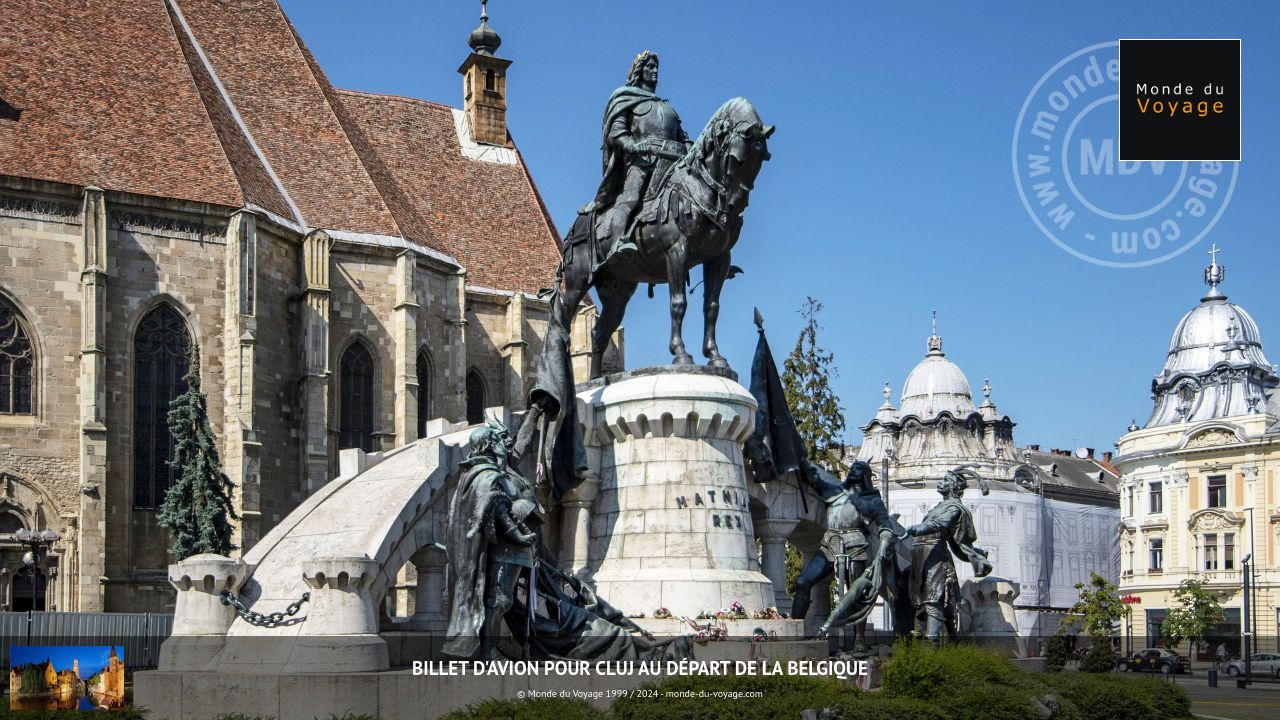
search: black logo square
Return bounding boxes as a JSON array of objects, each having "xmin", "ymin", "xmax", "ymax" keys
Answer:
[{"xmin": 1119, "ymin": 39, "xmax": 1240, "ymax": 161}]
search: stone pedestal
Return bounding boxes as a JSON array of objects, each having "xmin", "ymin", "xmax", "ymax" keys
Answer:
[
  {"xmin": 286, "ymin": 557, "xmax": 388, "ymax": 673},
  {"xmin": 581, "ymin": 368, "xmax": 775, "ymax": 618},
  {"xmin": 160, "ymin": 554, "xmax": 253, "ymax": 671},
  {"xmin": 962, "ymin": 575, "xmax": 1025, "ymax": 656}
]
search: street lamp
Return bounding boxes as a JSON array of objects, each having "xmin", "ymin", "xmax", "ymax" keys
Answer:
[
  {"xmin": 15, "ymin": 527, "xmax": 59, "ymax": 644},
  {"xmin": 1241, "ymin": 553, "xmax": 1252, "ymax": 684}
]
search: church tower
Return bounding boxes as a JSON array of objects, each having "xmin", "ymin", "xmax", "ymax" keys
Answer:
[{"xmin": 458, "ymin": 0, "xmax": 511, "ymax": 145}]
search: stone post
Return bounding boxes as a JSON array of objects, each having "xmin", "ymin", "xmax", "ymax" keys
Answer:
[
  {"xmin": 584, "ymin": 369, "xmax": 775, "ymax": 617},
  {"xmin": 159, "ymin": 554, "xmax": 252, "ymax": 670},
  {"xmin": 77, "ymin": 186, "xmax": 108, "ymax": 612},
  {"xmin": 502, "ymin": 292, "xmax": 528, "ymax": 409},
  {"xmin": 409, "ymin": 547, "xmax": 447, "ymax": 631},
  {"xmin": 559, "ymin": 477, "xmax": 599, "ymax": 578},
  {"xmin": 289, "ymin": 556, "xmax": 388, "ymax": 673},
  {"xmin": 757, "ymin": 519, "xmax": 798, "ymax": 614},
  {"xmin": 392, "ymin": 251, "xmax": 419, "ymax": 446},
  {"xmin": 224, "ymin": 210, "xmax": 262, "ymax": 548},
  {"xmin": 300, "ymin": 230, "xmax": 331, "ymax": 494}
]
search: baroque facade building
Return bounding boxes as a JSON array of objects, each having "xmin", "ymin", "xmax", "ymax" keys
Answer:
[
  {"xmin": 1116, "ymin": 252, "xmax": 1279, "ymax": 653},
  {"xmin": 0, "ymin": 1, "xmax": 614, "ymax": 612},
  {"xmin": 856, "ymin": 322, "xmax": 1120, "ymax": 638}
]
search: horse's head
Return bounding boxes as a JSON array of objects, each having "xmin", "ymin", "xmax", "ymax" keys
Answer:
[{"xmin": 686, "ymin": 98, "xmax": 774, "ymax": 221}]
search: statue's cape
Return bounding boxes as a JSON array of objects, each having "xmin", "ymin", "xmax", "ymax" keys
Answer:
[
  {"xmin": 582, "ymin": 85, "xmax": 658, "ymax": 214},
  {"xmin": 443, "ymin": 460, "xmax": 505, "ymax": 658}
]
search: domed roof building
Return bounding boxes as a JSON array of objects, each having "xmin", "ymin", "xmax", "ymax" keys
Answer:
[
  {"xmin": 852, "ymin": 314, "xmax": 1119, "ymax": 642},
  {"xmin": 1115, "ymin": 248, "xmax": 1280, "ymax": 654},
  {"xmin": 1145, "ymin": 252, "xmax": 1277, "ymax": 427},
  {"xmin": 858, "ymin": 315, "xmax": 1017, "ymax": 482}
]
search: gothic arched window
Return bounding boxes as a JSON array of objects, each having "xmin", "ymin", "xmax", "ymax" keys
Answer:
[
  {"xmin": 0, "ymin": 295, "xmax": 35, "ymax": 415},
  {"xmin": 466, "ymin": 369, "xmax": 486, "ymax": 425},
  {"xmin": 416, "ymin": 349, "xmax": 432, "ymax": 439},
  {"xmin": 339, "ymin": 341, "xmax": 376, "ymax": 452},
  {"xmin": 133, "ymin": 305, "xmax": 191, "ymax": 509}
]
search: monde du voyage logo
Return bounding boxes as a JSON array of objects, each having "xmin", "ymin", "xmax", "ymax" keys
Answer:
[{"xmin": 1013, "ymin": 40, "xmax": 1240, "ymax": 268}]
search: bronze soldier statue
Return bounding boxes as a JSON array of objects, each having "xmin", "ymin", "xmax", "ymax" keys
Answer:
[
  {"xmin": 584, "ymin": 50, "xmax": 692, "ymax": 264},
  {"xmin": 900, "ymin": 466, "xmax": 993, "ymax": 643},
  {"xmin": 444, "ymin": 418, "xmax": 542, "ymax": 660},
  {"xmin": 791, "ymin": 460, "xmax": 897, "ymax": 650}
]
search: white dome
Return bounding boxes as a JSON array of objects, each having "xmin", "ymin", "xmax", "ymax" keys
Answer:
[
  {"xmin": 1145, "ymin": 255, "xmax": 1278, "ymax": 427},
  {"xmin": 1161, "ymin": 297, "xmax": 1269, "ymax": 380},
  {"xmin": 899, "ymin": 336, "xmax": 977, "ymax": 419}
]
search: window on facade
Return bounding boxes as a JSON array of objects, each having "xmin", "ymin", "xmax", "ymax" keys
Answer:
[
  {"xmin": 416, "ymin": 349, "xmax": 431, "ymax": 439},
  {"xmin": 338, "ymin": 342, "xmax": 375, "ymax": 452},
  {"xmin": 1126, "ymin": 485, "xmax": 1134, "ymax": 516},
  {"xmin": 133, "ymin": 305, "xmax": 191, "ymax": 509},
  {"xmin": 1224, "ymin": 533, "xmax": 1234, "ymax": 570},
  {"xmin": 0, "ymin": 295, "xmax": 35, "ymax": 415},
  {"xmin": 466, "ymin": 369, "xmax": 486, "ymax": 425},
  {"xmin": 485, "ymin": 69, "xmax": 496, "ymax": 92},
  {"xmin": 1204, "ymin": 533, "xmax": 1218, "ymax": 570},
  {"xmin": 1149, "ymin": 482, "xmax": 1163, "ymax": 513},
  {"xmin": 1207, "ymin": 475, "xmax": 1227, "ymax": 507},
  {"xmin": 0, "ymin": 512, "xmax": 24, "ymax": 534},
  {"xmin": 1149, "ymin": 538, "xmax": 1164, "ymax": 571}
]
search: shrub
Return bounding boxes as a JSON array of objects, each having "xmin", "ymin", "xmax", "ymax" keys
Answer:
[
  {"xmin": 610, "ymin": 673, "xmax": 861, "ymax": 720},
  {"xmin": 824, "ymin": 694, "xmax": 948, "ymax": 720},
  {"xmin": 1047, "ymin": 674, "xmax": 1192, "ymax": 720},
  {"xmin": 440, "ymin": 698, "xmax": 608, "ymax": 720},
  {"xmin": 1044, "ymin": 635, "xmax": 1072, "ymax": 673},
  {"xmin": 880, "ymin": 642, "xmax": 1052, "ymax": 720},
  {"xmin": 1077, "ymin": 642, "xmax": 1115, "ymax": 673}
]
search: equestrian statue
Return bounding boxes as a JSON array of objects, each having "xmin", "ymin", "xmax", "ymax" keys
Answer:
[{"xmin": 521, "ymin": 50, "xmax": 775, "ymax": 500}]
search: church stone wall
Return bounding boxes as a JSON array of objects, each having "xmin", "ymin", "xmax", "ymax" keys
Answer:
[
  {"xmin": 465, "ymin": 296, "xmax": 509, "ymax": 410},
  {"xmin": 0, "ymin": 186, "xmax": 595, "ymax": 614},
  {"xmin": 252, "ymin": 230, "xmax": 302, "ymax": 527},
  {"xmin": 103, "ymin": 211, "xmax": 228, "ymax": 612},
  {"xmin": 413, "ymin": 266, "xmax": 460, "ymax": 424},
  {"xmin": 330, "ymin": 249, "xmax": 399, "ymax": 448},
  {"xmin": 0, "ymin": 209, "xmax": 82, "ymax": 520}
]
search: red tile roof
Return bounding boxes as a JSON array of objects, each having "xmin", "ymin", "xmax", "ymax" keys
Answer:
[
  {"xmin": 334, "ymin": 90, "xmax": 561, "ymax": 293},
  {"xmin": 0, "ymin": 0, "xmax": 561, "ymax": 294}
]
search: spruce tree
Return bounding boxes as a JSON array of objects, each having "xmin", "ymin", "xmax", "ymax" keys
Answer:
[
  {"xmin": 782, "ymin": 297, "xmax": 848, "ymax": 473},
  {"xmin": 157, "ymin": 351, "xmax": 238, "ymax": 558}
]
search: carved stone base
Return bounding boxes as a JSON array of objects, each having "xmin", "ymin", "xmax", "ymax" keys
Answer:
[{"xmin": 579, "ymin": 369, "xmax": 775, "ymax": 617}]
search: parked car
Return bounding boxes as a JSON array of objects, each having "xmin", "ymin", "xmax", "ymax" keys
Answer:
[
  {"xmin": 1115, "ymin": 648, "xmax": 1189, "ymax": 674},
  {"xmin": 1224, "ymin": 653, "xmax": 1280, "ymax": 678}
]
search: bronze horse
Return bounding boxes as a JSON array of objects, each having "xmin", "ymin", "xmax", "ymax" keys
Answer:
[
  {"xmin": 523, "ymin": 98, "xmax": 772, "ymax": 498},
  {"xmin": 556, "ymin": 97, "xmax": 773, "ymax": 378}
]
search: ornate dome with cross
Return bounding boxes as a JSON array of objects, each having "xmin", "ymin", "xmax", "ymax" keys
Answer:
[{"xmin": 1145, "ymin": 245, "xmax": 1278, "ymax": 428}]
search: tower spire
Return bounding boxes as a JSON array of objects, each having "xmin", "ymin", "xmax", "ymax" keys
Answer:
[
  {"xmin": 927, "ymin": 308, "xmax": 943, "ymax": 355},
  {"xmin": 1203, "ymin": 243, "xmax": 1226, "ymax": 300}
]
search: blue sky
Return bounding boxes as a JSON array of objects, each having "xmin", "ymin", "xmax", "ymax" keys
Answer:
[{"xmin": 279, "ymin": 1, "xmax": 1280, "ymax": 451}]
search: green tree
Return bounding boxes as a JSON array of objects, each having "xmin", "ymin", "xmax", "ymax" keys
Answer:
[
  {"xmin": 782, "ymin": 297, "xmax": 847, "ymax": 473},
  {"xmin": 1064, "ymin": 572, "xmax": 1131, "ymax": 639},
  {"xmin": 1060, "ymin": 572, "xmax": 1130, "ymax": 672},
  {"xmin": 157, "ymin": 352, "xmax": 238, "ymax": 558},
  {"xmin": 1162, "ymin": 579, "xmax": 1224, "ymax": 660}
]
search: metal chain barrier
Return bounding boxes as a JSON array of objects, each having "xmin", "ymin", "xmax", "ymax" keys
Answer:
[{"xmin": 219, "ymin": 590, "xmax": 310, "ymax": 627}]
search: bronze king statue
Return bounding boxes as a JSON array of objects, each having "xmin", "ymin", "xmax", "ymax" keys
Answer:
[
  {"xmin": 584, "ymin": 50, "xmax": 693, "ymax": 264},
  {"xmin": 523, "ymin": 52, "xmax": 774, "ymax": 503}
]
